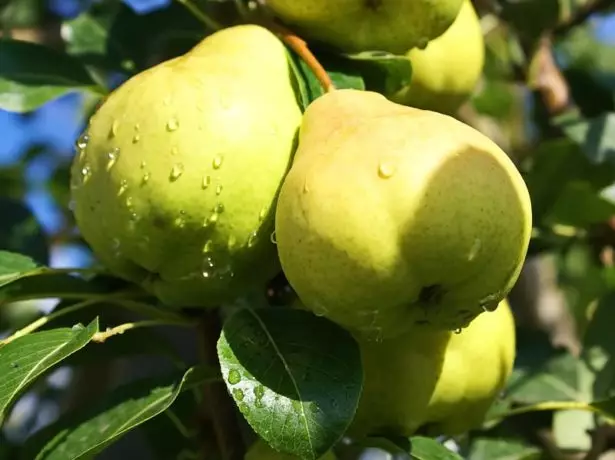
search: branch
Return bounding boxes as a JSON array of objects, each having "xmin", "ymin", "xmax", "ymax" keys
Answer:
[{"xmin": 198, "ymin": 310, "xmax": 245, "ymax": 460}]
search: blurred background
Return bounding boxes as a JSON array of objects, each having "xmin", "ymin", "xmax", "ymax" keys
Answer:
[{"xmin": 3, "ymin": 0, "xmax": 615, "ymax": 458}]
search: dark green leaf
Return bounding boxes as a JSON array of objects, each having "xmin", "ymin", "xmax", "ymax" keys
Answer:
[
  {"xmin": 408, "ymin": 436, "xmax": 463, "ymax": 460},
  {"xmin": 24, "ymin": 366, "xmax": 218, "ymax": 460},
  {"xmin": 0, "ymin": 39, "xmax": 103, "ymax": 112},
  {"xmin": 0, "ymin": 318, "xmax": 99, "ymax": 423},
  {"xmin": 0, "ymin": 198, "xmax": 48, "ymax": 264},
  {"xmin": 339, "ymin": 50, "xmax": 412, "ymax": 96},
  {"xmin": 217, "ymin": 308, "xmax": 363, "ymax": 460}
]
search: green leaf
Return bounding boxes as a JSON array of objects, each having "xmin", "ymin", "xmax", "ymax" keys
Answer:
[
  {"xmin": 217, "ymin": 308, "xmax": 363, "ymax": 460},
  {"xmin": 339, "ymin": 50, "xmax": 412, "ymax": 96},
  {"xmin": 408, "ymin": 437, "xmax": 463, "ymax": 460},
  {"xmin": 0, "ymin": 198, "xmax": 49, "ymax": 264},
  {"xmin": 0, "ymin": 39, "xmax": 103, "ymax": 113},
  {"xmin": 544, "ymin": 181, "xmax": 615, "ymax": 227},
  {"xmin": 466, "ymin": 436, "xmax": 542, "ymax": 460},
  {"xmin": 0, "ymin": 251, "xmax": 40, "ymax": 286},
  {"xmin": 25, "ymin": 365, "xmax": 218, "ymax": 460},
  {"xmin": 0, "ymin": 318, "xmax": 99, "ymax": 423},
  {"xmin": 557, "ymin": 112, "xmax": 615, "ymax": 165}
]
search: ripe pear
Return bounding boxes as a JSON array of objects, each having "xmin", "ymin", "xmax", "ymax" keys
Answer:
[
  {"xmin": 70, "ymin": 25, "xmax": 302, "ymax": 307},
  {"xmin": 265, "ymin": 0, "xmax": 464, "ymax": 54},
  {"xmin": 275, "ymin": 89, "xmax": 531, "ymax": 339},
  {"xmin": 246, "ymin": 438, "xmax": 336, "ymax": 460},
  {"xmin": 388, "ymin": 0, "xmax": 485, "ymax": 114},
  {"xmin": 349, "ymin": 299, "xmax": 516, "ymax": 438}
]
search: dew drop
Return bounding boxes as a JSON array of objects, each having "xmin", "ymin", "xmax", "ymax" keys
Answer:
[
  {"xmin": 109, "ymin": 120, "xmax": 119, "ymax": 138},
  {"xmin": 270, "ymin": 231, "xmax": 277, "ymax": 244},
  {"xmin": 140, "ymin": 160, "xmax": 147, "ymax": 169},
  {"xmin": 258, "ymin": 207, "xmax": 267, "ymax": 221},
  {"xmin": 106, "ymin": 147, "xmax": 120, "ymax": 170},
  {"xmin": 202, "ymin": 256, "xmax": 215, "ymax": 278},
  {"xmin": 129, "ymin": 212, "xmax": 138, "ymax": 221},
  {"xmin": 228, "ymin": 234, "xmax": 237, "ymax": 250},
  {"xmin": 132, "ymin": 133, "xmax": 140, "ymax": 144},
  {"xmin": 227, "ymin": 369, "xmax": 241, "ymax": 385},
  {"xmin": 125, "ymin": 196, "xmax": 134, "ymax": 208},
  {"xmin": 166, "ymin": 117, "xmax": 179, "ymax": 132},
  {"xmin": 454, "ymin": 328, "xmax": 462, "ymax": 335},
  {"xmin": 202, "ymin": 175, "xmax": 211, "ymax": 189},
  {"xmin": 142, "ymin": 172, "xmax": 151, "ymax": 184},
  {"xmin": 169, "ymin": 163, "xmax": 184, "ymax": 182},
  {"xmin": 468, "ymin": 238, "xmax": 482, "ymax": 261},
  {"xmin": 118, "ymin": 179, "xmax": 128, "ymax": 196},
  {"xmin": 174, "ymin": 210, "xmax": 187, "ymax": 228},
  {"xmin": 76, "ymin": 132, "xmax": 89, "ymax": 150},
  {"xmin": 203, "ymin": 240, "xmax": 214, "ymax": 254},
  {"xmin": 80, "ymin": 164, "xmax": 92, "ymax": 184},
  {"xmin": 134, "ymin": 123, "xmax": 140, "ymax": 132},
  {"xmin": 247, "ymin": 231, "xmax": 258, "ymax": 248},
  {"xmin": 214, "ymin": 203, "xmax": 225, "ymax": 214},
  {"xmin": 212, "ymin": 155, "xmax": 223, "ymax": 169},
  {"xmin": 216, "ymin": 184, "xmax": 223, "ymax": 195},
  {"xmin": 204, "ymin": 213, "xmax": 219, "ymax": 227},
  {"xmin": 378, "ymin": 161, "xmax": 396, "ymax": 179}
]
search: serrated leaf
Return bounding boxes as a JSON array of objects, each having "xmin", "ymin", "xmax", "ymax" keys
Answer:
[
  {"xmin": 0, "ymin": 318, "xmax": 99, "ymax": 422},
  {"xmin": 25, "ymin": 365, "xmax": 218, "ymax": 460},
  {"xmin": 408, "ymin": 437, "xmax": 463, "ymax": 460},
  {"xmin": 0, "ymin": 197, "xmax": 48, "ymax": 264},
  {"xmin": 0, "ymin": 39, "xmax": 104, "ymax": 112},
  {"xmin": 0, "ymin": 251, "xmax": 41, "ymax": 287},
  {"xmin": 217, "ymin": 308, "xmax": 363, "ymax": 460}
]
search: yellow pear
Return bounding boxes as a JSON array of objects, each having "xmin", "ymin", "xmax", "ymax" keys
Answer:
[
  {"xmin": 70, "ymin": 25, "xmax": 302, "ymax": 307},
  {"xmin": 350, "ymin": 299, "xmax": 516, "ymax": 438},
  {"xmin": 245, "ymin": 438, "xmax": 336, "ymax": 460},
  {"xmin": 275, "ymin": 89, "xmax": 531, "ymax": 339},
  {"xmin": 265, "ymin": 0, "xmax": 464, "ymax": 54},
  {"xmin": 389, "ymin": 0, "xmax": 485, "ymax": 114}
]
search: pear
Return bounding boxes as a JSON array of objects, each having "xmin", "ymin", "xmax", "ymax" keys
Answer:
[
  {"xmin": 265, "ymin": 0, "xmax": 464, "ymax": 54},
  {"xmin": 246, "ymin": 438, "xmax": 336, "ymax": 460},
  {"xmin": 388, "ymin": 0, "xmax": 485, "ymax": 114},
  {"xmin": 275, "ymin": 89, "xmax": 531, "ymax": 339},
  {"xmin": 349, "ymin": 299, "xmax": 516, "ymax": 437},
  {"xmin": 70, "ymin": 25, "xmax": 302, "ymax": 308}
]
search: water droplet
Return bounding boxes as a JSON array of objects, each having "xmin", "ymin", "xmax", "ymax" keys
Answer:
[
  {"xmin": 202, "ymin": 175, "xmax": 211, "ymax": 189},
  {"xmin": 174, "ymin": 210, "xmax": 187, "ymax": 228},
  {"xmin": 125, "ymin": 196, "xmax": 134, "ymax": 208},
  {"xmin": 233, "ymin": 388, "xmax": 244, "ymax": 401},
  {"xmin": 454, "ymin": 328, "xmax": 462, "ymax": 334},
  {"xmin": 129, "ymin": 212, "xmax": 138, "ymax": 221},
  {"xmin": 171, "ymin": 146, "xmax": 179, "ymax": 156},
  {"xmin": 214, "ymin": 203, "xmax": 225, "ymax": 214},
  {"xmin": 109, "ymin": 119, "xmax": 119, "ymax": 138},
  {"xmin": 228, "ymin": 235, "xmax": 237, "ymax": 250},
  {"xmin": 169, "ymin": 163, "xmax": 184, "ymax": 181},
  {"xmin": 140, "ymin": 160, "xmax": 147, "ymax": 169},
  {"xmin": 106, "ymin": 147, "xmax": 120, "ymax": 170},
  {"xmin": 204, "ymin": 213, "xmax": 219, "ymax": 227},
  {"xmin": 142, "ymin": 172, "xmax": 150, "ymax": 184},
  {"xmin": 227, "ymin": 369, "xmax": 241, "ymax": 385},
  {"xmin": 247, "ymin": 231, "xmax": 258, "ymax": 248},
  {"xmin": 216, "ymin": 184, "xmax": 223, "ymax": 195},
  {"xmin": 212, "ymin": 155, "xmax": 223, "ymax": 169},
  {"xmin": 270, "ymin": 231, "xmax": 277, "ymax": 244},
  {"xmin": 71, "ymin": 323, "xmax": 85, "ymax": 331},
  {"xmin": 202, "ymin": 256, "xmax": 215, "ymax": 278},
  {"xmin": 258, "ymin": 207, "xmax": 267, "ymax": 221},
  {"xmin": 132, "ymin": 133, "xmax": 140, "ymax": 144},
  {"xmin": 80, "ymin": 164, "xmax": 92, "ymax": 184},
  {"xmin": 468, "ymin": 238, "xmax": 482, "ymax": 261},
  {"xmin": 118, "ymin": 179, "xmax": 128, "ymax": 196},
  {"xmin": 134, "ymin": 123, "xmax": 140, "ymax": 132},
  {"xmin": 10, "ymin": 362, "xmax": 19, "ymax": 369},
  {"xmin": 378, "ymin": 161, "xmax": 396, "ymax": 179},
  {"xmin": 203, "ymin": 240, "xmax": 214, "ymax": 253},
  {"xmin": 76, "ymin": 132, "xmax": 89, "ymax": 150},
  {"xmin": 166, "ymin": 117, "xmax": 179, "ymax": 132}
]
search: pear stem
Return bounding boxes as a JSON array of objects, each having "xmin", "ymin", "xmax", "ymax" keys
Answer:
[
  {"xmin": 268, "ymin": 22, "xmax": 336, "ymax": 93},
  {"xmin": 175, "ymin": 0, "xmax": 224, "ymax": 31}
]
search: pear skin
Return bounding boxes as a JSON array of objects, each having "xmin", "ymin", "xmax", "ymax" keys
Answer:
[
  {"xmin": 275, "ymin": 89, "xmax": 531, "ymax": 339},
  {"xmin": 71, "ymin": 25, "xmax": 302, "ymax": 307},
  {"xmin": 349, "ymin": 300, "xmax": 515, "ymax": 438},
  {"xmin": 265, "ymin": 0, "xmax": 464, "ymax": 54},
  {"xmin": 389, "ymin": 0, "xmax": 485, "ymax": 114}
]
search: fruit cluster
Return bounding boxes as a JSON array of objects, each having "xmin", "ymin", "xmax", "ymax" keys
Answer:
[{"xmin": 70, "ymin": 0, "xmax": 532, "ymax": 456}]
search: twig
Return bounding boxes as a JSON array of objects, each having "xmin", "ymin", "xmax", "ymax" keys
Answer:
[
  {"xmin": 175, "ymin": 0, "xmax": 224, "ymax": 31},
  {"xmin": 91, "ymin": 319, "xmax": 194, "ymax": 343},
  {"xmin": 198, "ymin": 309, "xmax": 245, "ymax": 460},
  {"xmin": 266, "ymin": 22, "xmax": 336, "ymax": 93}
]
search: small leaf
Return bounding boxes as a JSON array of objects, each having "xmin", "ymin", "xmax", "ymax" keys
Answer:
[
  {"xmin": 0, "ymin": 318, "xmax": 99, "ymax": 422},
  {"xmin": 0, "ymin": 251, "xmax": 40, "ymax": 286},
  {"xmin": 340, "ymin": 50, "xmax": 413, "ymax": 96},
  {"xmin": 0, "ymin": 39, "xmax": 103, "ymax": 112},
  {"xmin": 25, "ymin": 365, "xmax": 218, "ymax": 460},
  {"xmin": 0, "ymin": 198, "xmax": 49, "ymax": 264},
  {"xmin": 217, "ymin": 308, "xmax": 363, "ymax": 460},
  {"xmin": 408, "ymin": 437, "xmax": 463, "ymax": 460}
]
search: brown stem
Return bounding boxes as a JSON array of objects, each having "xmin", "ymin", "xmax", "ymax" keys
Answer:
[
  {"xmin": 198, "ymin": 310, "xmax": 244, "ymax": 460},
  {"xmin": 266, "ymin": 22, "xmax": 336, "ymax": 93}
]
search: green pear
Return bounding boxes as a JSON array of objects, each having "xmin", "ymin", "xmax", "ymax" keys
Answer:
[
  {"xmin": 265, "ymin": 0, "xmax": 464, "ymax": 54},
  {"xmin": 70, "ymin": 25, "xmax": 302, "ymax": 308},
  {"xmin": 275, "ymin": 89, "xmax": 531, "ymax": 339},
  {"xmin": 349, "ymin": 299, "xmax": 515, "ymax": 438},
  {"xmin": 388, "ymin": 0, "xmax": 485, "ymax": 114},
  {"xmin": 245, "ymin": 438, "xmax": 336, "ymax": 460}
]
